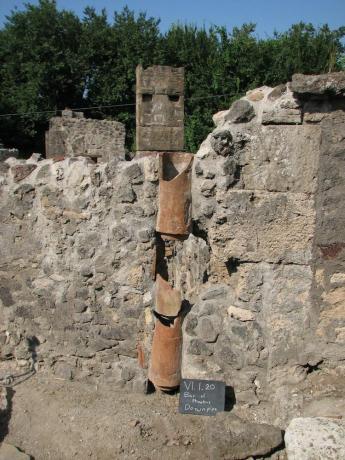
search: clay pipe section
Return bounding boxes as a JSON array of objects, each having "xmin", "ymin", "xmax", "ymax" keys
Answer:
[
  {"xmin": 148, "ymin": 275, "xmax": 182, "ymax": 391},
  {"xmin": 156, "ymin": 152, "xmax": 193, "ymax": 237},
  {"xmin": 155, "ymin": 274, "xmax": 181, "ymax": 317},
  {"xmin": 148, "ymin": 315, "xmax": 183, "ymax": 391}
]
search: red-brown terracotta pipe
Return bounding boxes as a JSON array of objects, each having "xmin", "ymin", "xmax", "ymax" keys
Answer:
[
  {"xmin": 155, "ymin": 274, "xmax": 181, "ymax": 317},
  {"xmin": 148, "ymin": 316, "xmax": 182, "ymax": 391},
  {"xmin": 148, "ymin": 151, "xmax": 193, "ymax": 391},
  {"xmin": 156, "ymin": 152, "xmax": 193, "ymax": 237}
]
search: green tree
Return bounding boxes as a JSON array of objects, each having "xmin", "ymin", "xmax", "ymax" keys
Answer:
[
  {"xmin": 258, "ymin": 23, "xmax": 345, "ymax": 85},
  {"xmin": 162, "ymin": 24, "xmax": 222, "ymax": 151},
  {"xmin": 0, "ymin": 0, "xmax": 84, "ymax": 151},
  {"xmin": 81, "ymin": 6, "xmax": 162, "ymax": 149},
  {"xmin": 0, "ymin": 2, "xmax": 344, "ymax": 154}
]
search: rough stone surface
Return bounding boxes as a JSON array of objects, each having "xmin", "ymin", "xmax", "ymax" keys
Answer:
[
  {"xmin": 285, "ymin": 417, "xmax": 345, "ymax": 460},
  {"xmin": 0, "ymin": 154, "xmax": 157, "ymax": 390},
  {"xmin": 291, "ymin": 71, "xmax": 345, "ymax": 96},
  {"xmin": 45, "ymin": 113, "xmax": 125, "ymax": 162},
  {"xmin": 11, "ymin": 164, "xmax": 37, "ymax": 182},
  {"xmin": 302, "ymin": 398, "xmax": 345, "ymax": 419},
  {"xmin": 224, "ymin": 99, "xmax": 255, "ymax": 123},
  {"xmin": 0, "ymin": 443, "xmax": 31, "ymax": 460},
  {"xmin": 184, "ymin": 71, "xmax": 345, "ymax": 425},
  {"xmin": 205, "ymin": 413, "xmax": 283, "ymax": 460}
]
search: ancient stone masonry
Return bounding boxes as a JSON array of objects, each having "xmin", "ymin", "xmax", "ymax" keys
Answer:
[
  {"xmin": 0, "ymin": 153, "xmax": 158, "ymax": 390},
  {"xmin": 182, "ymin": 71, "xmax": 345, "ymax": 426},
  {"xmin": 45, "ymin": 110, "xmax": 126, "ymax": 162},
  {"xmin": 0, "ymin": 71, "xmax": 345, "ymax": 432},
  {"xmin": 136, "ymin": 65, "xmax": 184, "ymax": 152}
]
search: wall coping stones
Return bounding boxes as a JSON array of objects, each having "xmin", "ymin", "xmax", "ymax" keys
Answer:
[{"xmin": 291, "ymin": 71, "xmax": 345, "ymax": 96}]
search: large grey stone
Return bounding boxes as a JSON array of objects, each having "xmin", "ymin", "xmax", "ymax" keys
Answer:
[
  {"xmin": 225, "ymin": 99, "xmax": 255, "ymax": 123},
  {"xmin": 285, "ymin": 417, "xmax": 345, "ymax": 460},
  {"xmin": 291, "ymin": 71, "xmax": 345, "ymax": 96},
  {"xmin": 205, "ymin": 413, "xmax": 283, "ymax": 460}
]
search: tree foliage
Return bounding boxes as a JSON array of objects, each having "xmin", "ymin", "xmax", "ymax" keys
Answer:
[
  {"xmin": 0, "ymin": 0, "xmax": 84, "ymax": 150},
  {"xmin": 0, "ymin": 0, "xmax": 344, "ymax": 153}
]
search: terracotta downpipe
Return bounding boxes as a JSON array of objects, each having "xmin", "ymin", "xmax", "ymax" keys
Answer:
[
  {"xmin": 148, "ymin": 275, "xmax": 182, "ymax": 390},
  {"xmin": 156, "ymin": 152, "xmax": 193, "ymax": 238},
  {"xmin": 148, "ymin": 316, "xmax": 182, "ymax": 391},
  {"xmin": 148, "ymin": 152, "xmax": 193, "ymax": 390},
  {"xmin": 135, "ymin": 66, "xmax": 191, "ymax": 391}
]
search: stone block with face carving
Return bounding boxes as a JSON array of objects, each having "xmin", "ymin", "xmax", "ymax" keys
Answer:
[{"xmin": 136, "ymin": 65, "xmax": 184, "ymax": 151}]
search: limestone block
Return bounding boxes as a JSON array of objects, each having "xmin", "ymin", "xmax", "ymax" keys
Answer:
[
  {"xmin": 285, "ymin": 417, "xmax": 345, "ymax": 460},
  {"xmin": 302, "ymin": 398, "xmax": 345, "ymax": 419},
  {"xmin": 228, "ymin": 305, "xmax": 255, "ymax": 321},
  {"xmin": 136, "ymin": 126, "xmax": 184, "ymax": 151},
  {"xmin": 262, "ymin": 107, "xmax": 301, "ymax": 125},
  {"xmin": 210, "ymin": 190, "xmax": 315, "ymax": 265},
  {"xmin": 291, "ymin": 71, "xmax": 345, "ymax": 96},
  {"xmin": 246, "ymin": 87, "xmax": 267, "ymax": 101},
  {"xmin": 212, "ymin": 109, "xmax": 229, "ymax": 127},
  {"xmin": 260, "ymin": 263, "xmax": 313, "ymax": 367},
  {"xmin": 241, "ymin": 125, "xmax": 321, "ymax": 193}
]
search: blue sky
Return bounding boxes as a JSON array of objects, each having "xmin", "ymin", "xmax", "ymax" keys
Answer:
[{"xmin": 1, "ymin": 0, "xmax": 344, "ymax": 37}]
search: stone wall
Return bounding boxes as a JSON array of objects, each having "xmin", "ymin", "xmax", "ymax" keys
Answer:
[
  {"xmin": 0, "ymin": 154, "xmax": 157, "ymax": 390},
  {"xmin": 180, "ymin": 72, "xmax": 345, "ymax": 425},
  {"xmin": 45, "ymin": 111, "xmax": 126, "ymax": 162},
  {"xmin": 0, "ymin": 72, "xmax": 344, "ymax": 427}
]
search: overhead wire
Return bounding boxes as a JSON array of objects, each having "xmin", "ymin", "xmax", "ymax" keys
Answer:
[{"xmin": 0, "ymin": 93, "xmax": 234, "ymax": 119}]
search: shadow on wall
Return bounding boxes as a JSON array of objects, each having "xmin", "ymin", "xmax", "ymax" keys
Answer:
[
  {"xmin": 224, "ymin": 385, "xmax": 236, "ymax": 412},
  {"xmin": 0, "ymin": 387, "xmax": 14, "ymax": 442}
]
